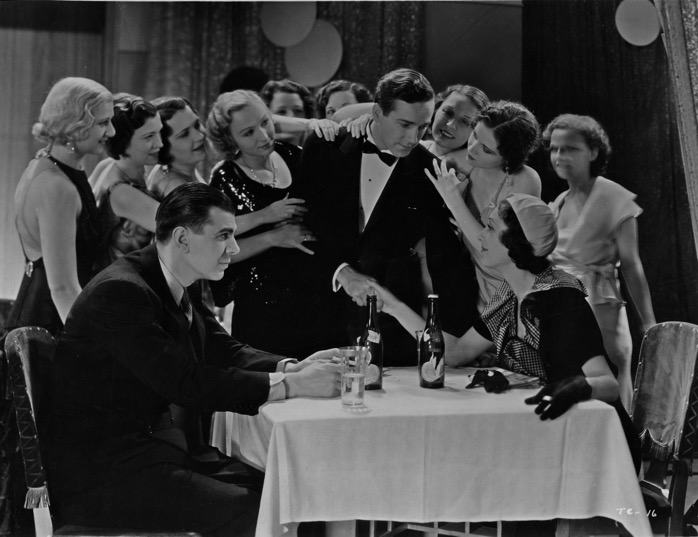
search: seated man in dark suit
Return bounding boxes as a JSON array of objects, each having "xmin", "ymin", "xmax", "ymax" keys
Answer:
[
  {"xmin": 48, "ymin": 182, "xmax": 341, "ymax": 536},
  {"xmin": 300, "ymin": 68, "xmax": 478, "ymax": 365}
]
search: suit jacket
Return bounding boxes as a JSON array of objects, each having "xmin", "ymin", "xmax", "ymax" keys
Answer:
[
  {"xmin": 299, "ymin": 131, "xmax": 477, "ymax": 365},
  {"xmin": 49, "ymin": 244, "xmax": 285, "ymax": 494}
]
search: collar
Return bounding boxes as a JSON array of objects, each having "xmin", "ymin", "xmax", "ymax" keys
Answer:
[{"xmin": 367, "ymin": 121, "xmax": 398, "ymax": 160}]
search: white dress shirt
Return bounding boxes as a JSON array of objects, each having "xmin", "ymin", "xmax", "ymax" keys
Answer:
[{"xmin": 332, "ymin": 127, "xmax": 399, "ymax": 291}]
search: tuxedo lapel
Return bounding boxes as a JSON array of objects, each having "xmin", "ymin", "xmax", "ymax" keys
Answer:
[
  {"xmin": 338, "ymin": 134, "xmax": 365, "ymax": 234},
  {"xmin": 361, "ymin": 158, "xmax": 414, "ymax": 236}
]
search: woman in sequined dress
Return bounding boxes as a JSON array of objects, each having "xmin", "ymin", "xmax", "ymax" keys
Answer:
[
  {"xmin": 5, "ymin": 77, "xmax": 114, "ymax": 335},
  {"xmin": 90, "ymin": 95, "xmax": 162, "ymax": 272},
  {"xmin": 205, "ymin": 90, "xmax": 342, "ymax": 357}
]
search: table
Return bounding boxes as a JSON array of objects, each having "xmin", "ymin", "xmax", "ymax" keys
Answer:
[{"xmin": 211, "ymin": 367, "xmax": 651, "ymax": 537}]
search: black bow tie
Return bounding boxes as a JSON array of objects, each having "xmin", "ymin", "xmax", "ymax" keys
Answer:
[{"xmin": 361, "ymin": 139, "xmax": 398, "ymax": 166}]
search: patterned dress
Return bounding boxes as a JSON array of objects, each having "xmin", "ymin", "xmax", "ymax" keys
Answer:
[
  {"xmin": 209, "ymin": 141, "xmax": 342, "ymax": 357},
  {"xmin": 92, "ymin": 160, "xmax": 156, "ymax": 272}
]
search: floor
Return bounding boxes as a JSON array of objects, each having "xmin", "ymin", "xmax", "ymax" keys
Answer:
[{"xmin": 8, "ymin": 474, "xmax": 698, "ymax": 536}]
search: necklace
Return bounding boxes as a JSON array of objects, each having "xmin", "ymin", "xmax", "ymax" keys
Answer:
[{"xmin": 241, "ymin": 154, "xmax": 277, "ymax": 188}]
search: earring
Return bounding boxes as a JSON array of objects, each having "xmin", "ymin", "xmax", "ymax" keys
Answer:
[
  {"xmin": 162, "ymin": 164, "xmax": 170, "ymax": 175},
  {"xmin": 66, "ymin": 139, "xmax": 76, "ymax": 153}
]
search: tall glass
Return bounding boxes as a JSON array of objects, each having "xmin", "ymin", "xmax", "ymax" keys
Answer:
[{"xmin": 338, "ymin": 346, "xmax": 369, "ymax": 409}]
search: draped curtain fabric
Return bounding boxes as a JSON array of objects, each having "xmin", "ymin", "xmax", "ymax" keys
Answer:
[
  {"xmin": 655, "ymin": 0, "xmax": 698, "ymax": 262},
  {"xmin": 143, "ymin": 1, "xmax": 425, "ymax": 174},
  {"xmin": 522, "ymin": 1, "xmax": 698, "ymax": 340}
]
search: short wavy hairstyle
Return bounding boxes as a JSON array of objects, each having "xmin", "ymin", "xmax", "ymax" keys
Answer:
[
  {"xmin": 207, "ymin": 90, "xmax": 268, "ymax": 160},
  {"xmin": 541, "ymin": 113, "xmax": 612, "ymax": 178},
  {"xmin": 156, "ymin": 182, "xmax": 236, "ymax": 243},
  {"xmin": 105, "ymin": 94, "xmax": 158, "ymax": 159},
  {"xmin": 498, "ymin": 199, "xmax": 550, "ymax": 275},
  {"xmin": 435, "ymin": 84, "xmax": 490, "ymax": 118},
  {"xmin": 476, "ymin": 101, "xmax": 541, "ymax": 174},
  {"xmin": 151, "ymin": 96, "xmax": 200, "ymax": 166},
  {"xmin": 374, "ymin": 68, "xmax": 434, "ymax": 115},
  {"xmin": 32, "ymin": 77, "xmax": 112, "ymax": 146},
  {"xmin": 315, "ymin": 79, "xmax": 373, "ymax": 119},
  {"xmin": 260, "ymin": 79, "xmax": 315, "ymax": 118}
]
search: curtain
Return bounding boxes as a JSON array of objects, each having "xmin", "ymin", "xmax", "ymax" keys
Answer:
[
  {"xmin": 655, "ymin": 0, "xmax": 698, "ymax": 262},
  {"xmin": 143, "ymin": 1, "xmax": 425, "ymax": 145},
  {"xmin": 522, "ymin": 0, "xmax": 698, "ymax": 334}
]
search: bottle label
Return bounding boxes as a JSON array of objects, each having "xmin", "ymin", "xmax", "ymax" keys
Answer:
[
  {"xmin": 367, "ymin": 330, "xmax": 380, "ymax": 344},
  {"xmin": 422, "ymin": 332, "xmax": 431, "ymax": 343},
  {"xmin": 420, "ymin": 352, "xmax": 444, "ymax": 382}
]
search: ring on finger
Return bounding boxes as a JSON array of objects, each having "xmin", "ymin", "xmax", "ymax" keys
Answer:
[{"xmin": 542, "ymin": 395, "xmax": 553, "ymax": 403}]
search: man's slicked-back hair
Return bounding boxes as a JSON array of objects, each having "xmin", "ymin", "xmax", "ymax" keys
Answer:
[
  {"xmin": 155, "ymin": 183, "xmax": 236, "ymax": 243},
  {"xmin": 374, "ymin": 68, "xmax": 434, "ymax": 115}
]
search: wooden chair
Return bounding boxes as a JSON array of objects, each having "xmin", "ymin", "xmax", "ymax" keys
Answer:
[
  {"xmin": 557, "ymin": 321, "xmax": 698, "ymax": 537},
  {"xmin": 4, "ymin": 326, "xmax": 200, "ymax": 537}
]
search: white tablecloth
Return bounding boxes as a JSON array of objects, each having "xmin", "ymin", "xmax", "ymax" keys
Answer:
[{"xmin": 211, "ymin": 367, "xmax": 651, "ymax": 537}]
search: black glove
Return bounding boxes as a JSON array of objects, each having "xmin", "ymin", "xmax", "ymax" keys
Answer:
[
  {"xmin": 524, "ymin": 375, "xmax": 592, "ymax": 420},
  {"xmin": 465, "ymin": 370, "xmax": 510, "ymax": 393}
]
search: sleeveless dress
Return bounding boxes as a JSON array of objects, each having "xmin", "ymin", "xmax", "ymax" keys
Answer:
[
  {"xmin": 548, "ymin": 176, "xmax": 641, "ymax": 372},
  {"xmin": 208, "ymin": 141, "xmax": 342, "ymax": 358},
  {"xmin": 463, "ymin": 173, "xmax": 514, "ymax": 311},
  {"xmin": 92, "ymin": 160, "xmax": 155, "ymax": 272},
  {"xmin": 5, "ymin": 154, "xmax": 102, "ymax": 336}
]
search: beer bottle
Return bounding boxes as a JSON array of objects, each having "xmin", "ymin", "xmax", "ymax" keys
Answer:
[
  {"xmin": 360, "ymin": 294, "xmax": 383, "ymax": 390},
  {"xmin": 419, "ymin": 294, "xmax": 445, "ymax": 388}
]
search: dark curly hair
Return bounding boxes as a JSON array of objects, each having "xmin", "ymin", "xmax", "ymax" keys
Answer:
[
  {"xmin": 374, "ymin": 68, "xmax": 434, "ymax": 115},
  {"xmin": 541, "ymin": 113, "xmax": 612, "ymax": 178},
  {"xmin": 498, "ymin": 200, "xmax": 550, "ymax": 274},
  {"xmin": 476, "ymin": 101, "xmax": 541, "ymax": 174},
  {"xmin": 260, "ymin": 79, "xmax": 315, "ymax": 118},
  {"xmin": 315, "ymin": 79, "xmax": 373, "ymax": 119},
  {"xmin": 105, "ymin": 94, "xmax": 158, "ymax": 159},
  {"xmin": 151, "ymin": 96, "xmax": 200, "ymax": 166}
]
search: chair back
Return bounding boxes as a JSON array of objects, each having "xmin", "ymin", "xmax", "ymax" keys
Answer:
[
  {"xmin": 631, "ymin": 321, "xmax": 698, "ymax": 461},
  {"xmin": 4, "ymin": 326, "xmax": 55, "ymax": 510}
]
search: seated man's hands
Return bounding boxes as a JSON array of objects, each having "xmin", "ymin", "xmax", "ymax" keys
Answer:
[
  {"xmin": 284, "ymin": 357, "xmax": 342, "ymax": 399},
  {"xmin": 336, "ymin": 265, "xmax": 382, "ymax": 308},
  {"xmin": 525, "ymin": 375, "xmax": 592, "ymax": 420}
]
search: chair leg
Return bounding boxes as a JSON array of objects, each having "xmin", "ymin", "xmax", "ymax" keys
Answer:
[{"xmin": 669, "ymin": 459, "xmax": 690, "ymax": 536}]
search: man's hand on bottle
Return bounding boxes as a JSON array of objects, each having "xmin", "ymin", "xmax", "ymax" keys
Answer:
[{"xmin": 337, "ymin": 266, "xmax": 382, "ymax": 308}]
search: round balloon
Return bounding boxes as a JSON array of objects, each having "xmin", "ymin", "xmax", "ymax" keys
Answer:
[
  {"xmin": 260, "ymin": 2, "xmax": 317, "ymax": 48},
  {"xmin": 285, "ymin": 20, "xmax": 343, "ymax": 88},
  {"xmin": 615, "ymin": 0, "xmax": 661, "ymax": 47}
]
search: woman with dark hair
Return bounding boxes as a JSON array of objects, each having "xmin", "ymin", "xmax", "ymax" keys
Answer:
[
  {"xmin": 5, "ymin": 77, "xmax": 113, "ymax": 335},
  {"xmin": 260, "ymin": 79, "xmax": 315, "ymax": 146},
  {"xmin": 543, "ymin": 114, "xmax": 655, "ymax": 409},
  {"xmin": 426, "ymin": 101, "xmax": 542, "ymax": 311},
  {"xmin": 205, "ymin": 90, "xmax": 341, "ymax": 357},
  {"xmin": 369, "ymin": 193, "xmax": 640, "ymax": 470},
  {"xmin": 90, "ymin": 94, "xmax": 162, "ymax": 271},
  {"xmin": 146, "ymin": 96, "xmax": 207, "ymax": 200},
  {"xmin": 315, "ymin": 79, "xmax": 372, "ymax": 121},
  {"xmin": 422, "ymin": 84, "xmax": 490, "ymax": 158}
]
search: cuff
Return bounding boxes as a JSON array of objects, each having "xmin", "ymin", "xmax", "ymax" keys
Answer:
[
  {"xmin": 276, "ymin": 358, "xmax": 298, "ymax": 372},
  {"xmin": 268, "ymin": 372, "xmax": 286, "ymax": 401},
  {"xmin": 333, "ymin": 262, "xmax": 350, "ymax": 292}
]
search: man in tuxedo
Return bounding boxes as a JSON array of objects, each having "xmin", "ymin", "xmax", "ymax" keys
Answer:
[
  {"xmin": 300, "ymin": 68, "xmax": 477, "ymax": 365},
  {"xmin": 48, "ymin": 183, "xmax": 341, "ymax": 536}
]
